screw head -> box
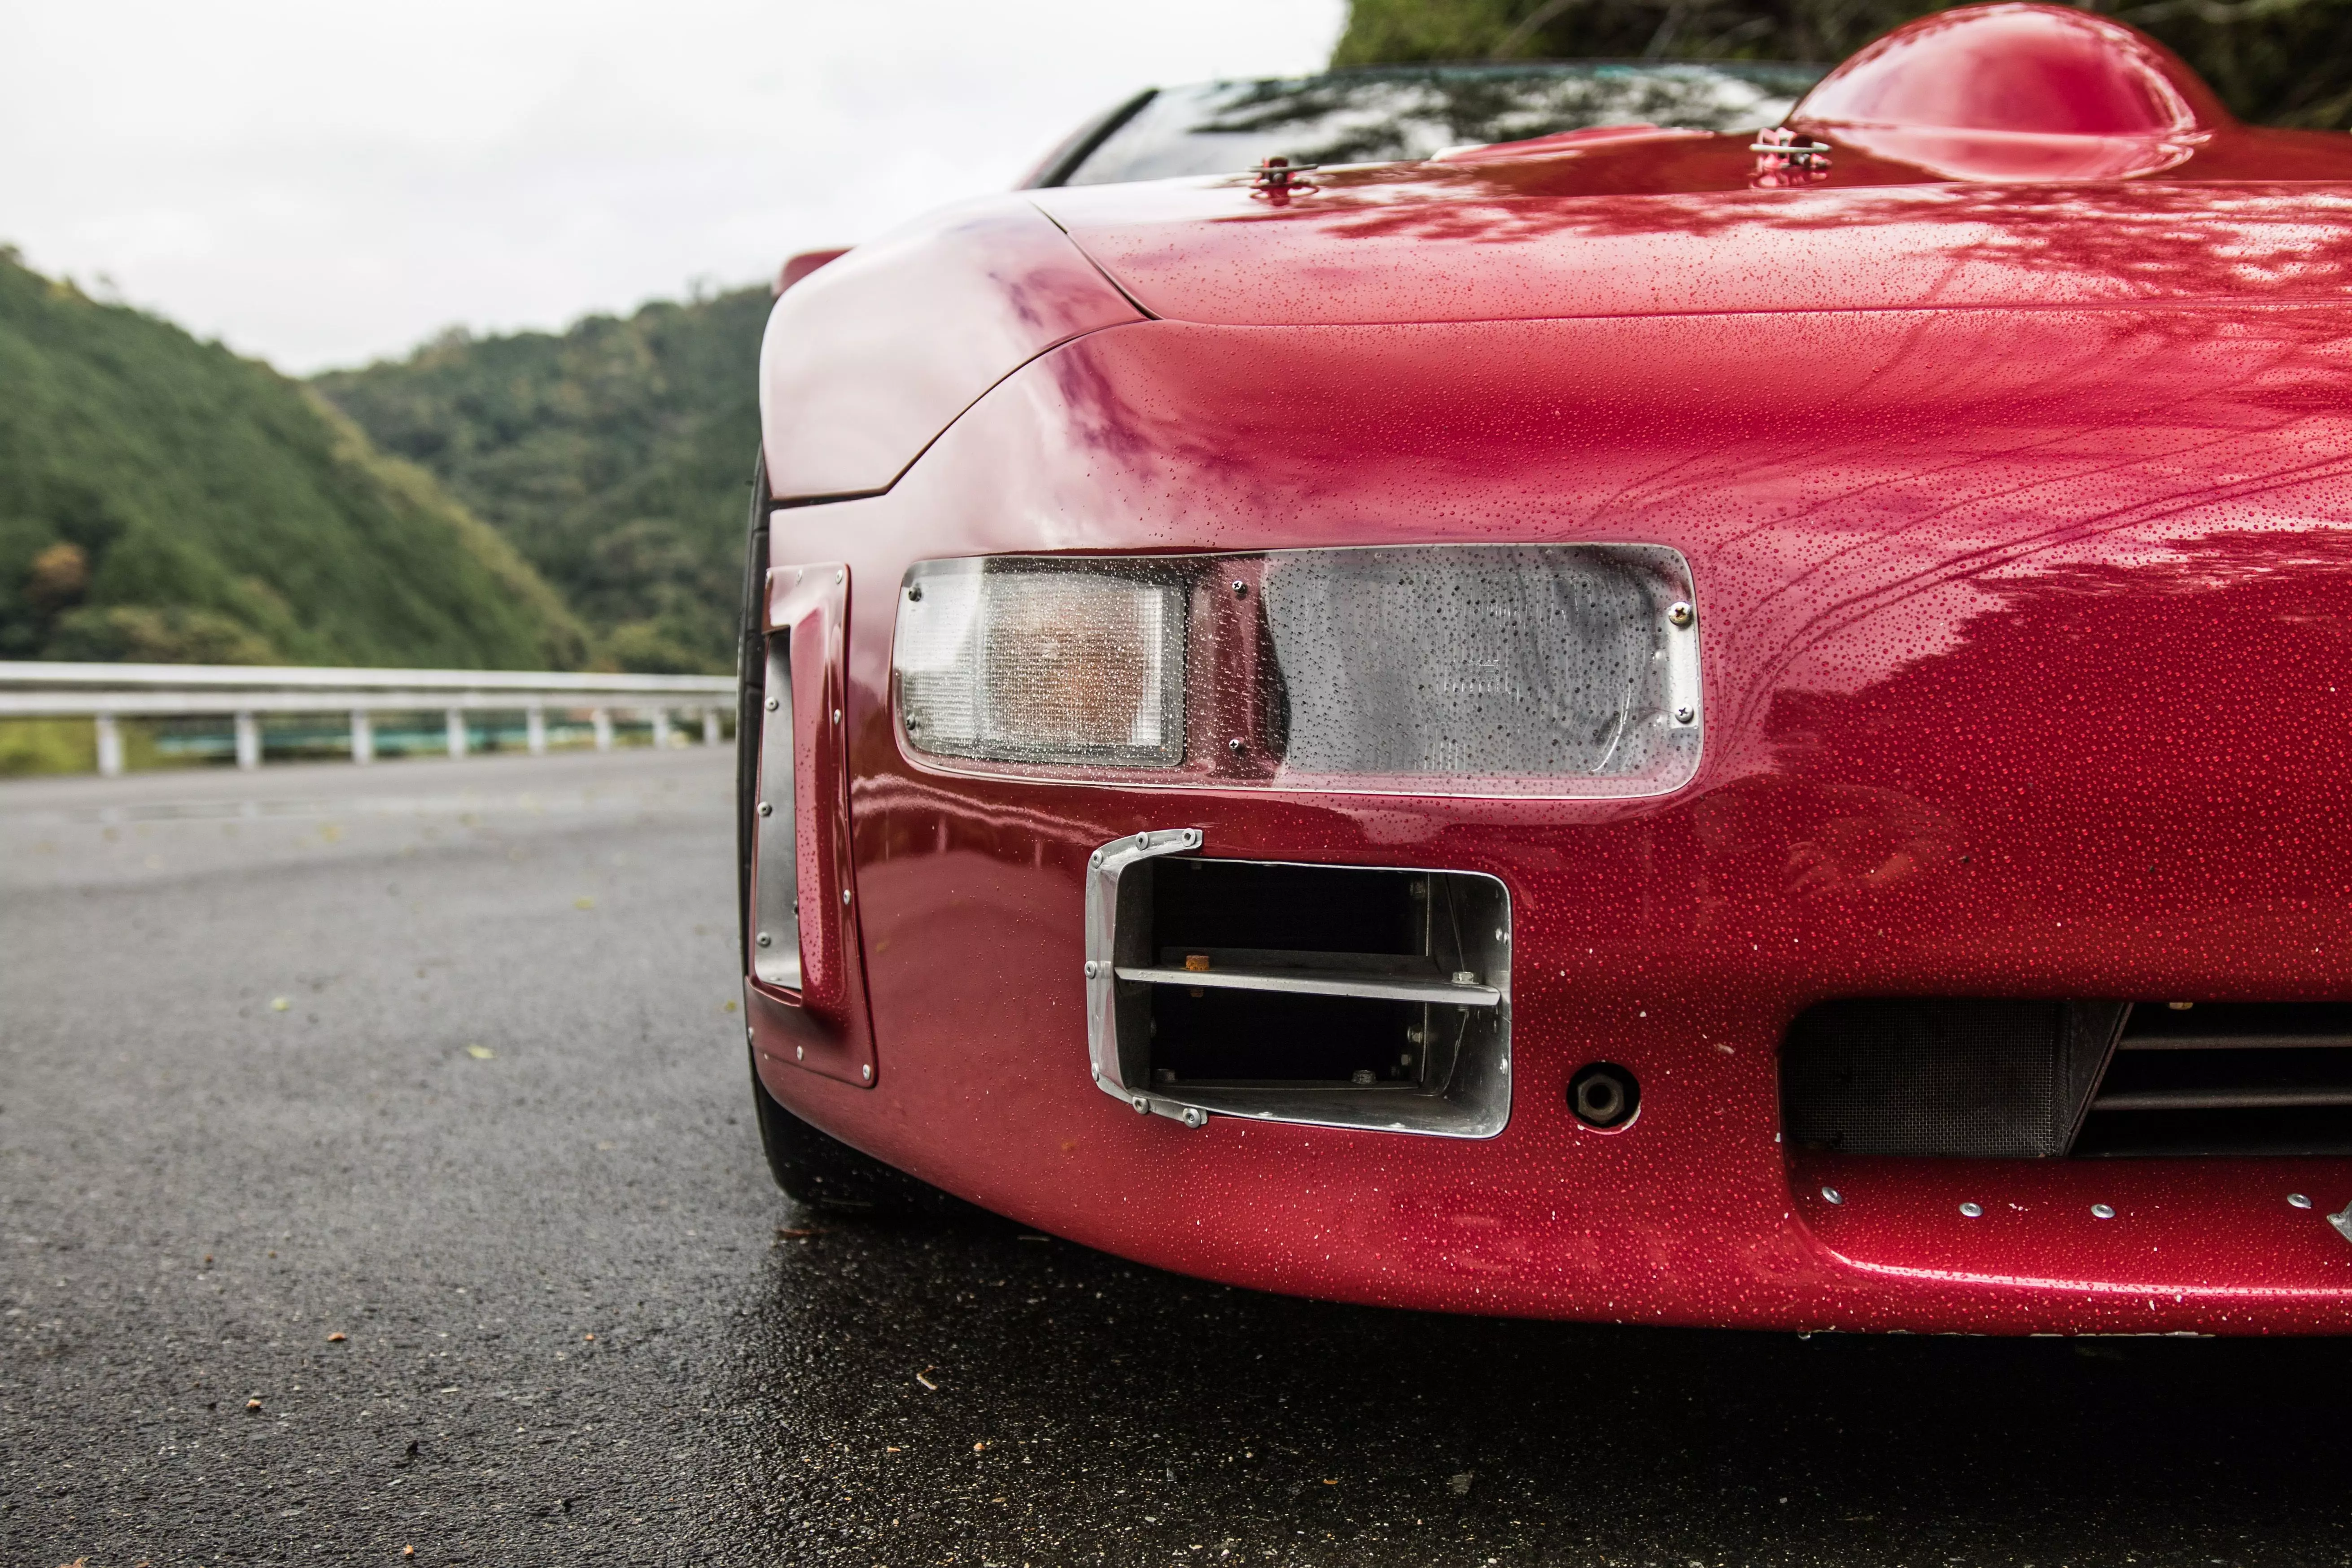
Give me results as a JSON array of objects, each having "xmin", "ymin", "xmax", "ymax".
[
  {"xmin": 1821, "ymin": 1186, "xmax": 1843, "ymax": 1205},
  {"xmin": 2291, "ymin": 1192, "xmax": 2314, "ymax": 1209},
  {"xmin": 1182, "ymin": 1107, "xmax": 1207, "ymax": 1127},
  {"xmin": 1231, "ymin": 580, "xmax": 1248, "ymax": 597},
  {"xmin": 832, "ymin": 708, "xmax": 841, "ymax": 724},
  {"xmin": 796, "ymin": 1044, "xmax": 804, "ymax": 1060},
  {"xmin": 1668, "ymin": 601, "xmax": 1694, "ymax": 628},
  {"xmin": 1228, "ymin": 738, "xmax": 1245, "ymax": 755},
  {"xmin": 1959, "ymin": 1201, "xmax": 1984, "ymax": 1218},
  {"xmin": 756, "ymin": 932, "xmax": 772, "ymax": 948},
  {"xmin": 2091, "ymin": 1203, "xmax": 2116, "ymax": 1219},
  {"xmin": 861, "ymin": 1062, "xmax": 871, "ymax": 1080},
  {"xmin": 1674, "ymin": 705, "xmax": 1696, "ymax": 725},
  {"xmin": 757, "ymin": 801, "xmax": 773, "ymax": 817},
  {"xmin": 765, "ymin": 696, "xmax": 779, "ymax": 711},
  {"xmin": 834, "ymin": 569, "xmax": 844, "ymax": 585},
  {"xmin": 1084, "ymin": 961, "xmax": 1100, "ymax": 978},
  {"xmin": 907, "ymin": 583, "xmax": 923, "ymax": 602},
  {"xmin": 840, "ymin": 889, "xmax": 851, "ymax": 905},
  {"xmin": 1131, "ymin": 1095, "xmax": 1150, "ymax": 1114}
]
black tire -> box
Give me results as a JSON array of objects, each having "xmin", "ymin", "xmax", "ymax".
[{"xmin": 750, "ymin": 1048, "xmax": 963, "ymax": 1214}]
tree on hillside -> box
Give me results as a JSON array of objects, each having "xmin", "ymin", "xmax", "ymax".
[{"xmin": 1333, "ymin": 0, "xmax": 2352, "ymax": 128}]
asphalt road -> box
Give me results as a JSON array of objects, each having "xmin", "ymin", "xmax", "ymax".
[{"xmin": 6, "ymin": 746, "xmax": 2352, "ymax": 1568}]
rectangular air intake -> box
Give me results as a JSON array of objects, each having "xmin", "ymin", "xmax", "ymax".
[
  {"xmin": 1782, "ymin": 999, "xmax": 2352, "ymax": 1157},
  {"xmin": 1084, "ymin": 835, "xmax": 1510, "ymax": 1137},
  {"xmin": 2074, "ymin": 1002, "xmax": 2352, "ymax": 1157}
]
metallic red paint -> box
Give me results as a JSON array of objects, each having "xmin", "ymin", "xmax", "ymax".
[
  {"xmin": 758, "ymin": 201, "xmax": 1141, "ymax": 501},
  {"xmin": 748, "ymin": 4, "xmax": 2352, "ymax": 1330}
]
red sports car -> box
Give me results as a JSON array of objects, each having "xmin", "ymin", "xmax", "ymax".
[{"xmin": 739, "ymin": 4, "xmax": 2352, "ymax": 1334}]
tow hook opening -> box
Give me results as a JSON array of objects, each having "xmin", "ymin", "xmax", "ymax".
[{"xmin": 1571, "ymin": 1062, "xmax": 1640, "ymax": 1130}]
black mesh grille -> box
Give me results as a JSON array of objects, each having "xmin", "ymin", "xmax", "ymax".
[{"xmin": 1782, "ymin": 1000, "xmax": 2100, "ymax": 1158}]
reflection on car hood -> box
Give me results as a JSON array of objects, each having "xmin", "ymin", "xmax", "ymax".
[{"xmin": 1030, "ymin": 128, "xmax": 2352, "ymax": 328}]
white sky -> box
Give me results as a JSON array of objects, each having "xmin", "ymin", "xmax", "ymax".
[{"xmin": 0, "ymin": 1, "xmax": 1345, "ymax": 373}]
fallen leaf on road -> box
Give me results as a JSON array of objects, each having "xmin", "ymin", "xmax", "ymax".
[
  {"xmin": 464, "ymin": 1045, "xmax": 495, "ymax": 1060},
  {"xmin": 573, "ymin": 895, "xmax": 595, "ymax": 910},
  {"xmin": 245, "ymin": 1398, "xmax": 262, "ymax": 1412},
  {"xmin": 914, "ymin": 1369, "xmax": 938, "ymax": 1391},
  {"xmin": 723, "ymin": 1000, "xmax": 738, "ymax": 1012},
  {"xmin": 326, "ymin": 1332, "xmax": 346, "ymax": 1343},
  {"xmin": 269, "ymin": 997, "xmax": 289, "ymax": 1012}
]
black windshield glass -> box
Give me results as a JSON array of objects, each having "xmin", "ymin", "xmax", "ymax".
[{"xmin": 1051, "ymin": 63, "xmax": 1824, "ymax": 188}]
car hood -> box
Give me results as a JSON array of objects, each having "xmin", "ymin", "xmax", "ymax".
[{"xmin": 1029, "ymin": 128, "xmax": 2352, "ymax": 328}]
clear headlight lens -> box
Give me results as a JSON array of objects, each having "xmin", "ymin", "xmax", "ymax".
[{"xmin": 895, "ymin": 545, "xmax": 1700, "ymax": 798}]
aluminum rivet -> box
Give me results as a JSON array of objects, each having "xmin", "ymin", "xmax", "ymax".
[
  {"xmin": 796, "ymin": 1044, "xmax": 804, "ymax": 1060},
  {"xmin": 907, "ymin": 584, "xmax": 923, "ymax": 602},
  {"xmin": 834, "ymin": 569, "xmax": 844, "ymax": 585},
  {"xmin": 2091, "ymin": 1203, "xmax": 2116, "ymax": 1219},
  {"xmin": 861, "ymin": 1063, "xmax": 871, "ymax": 1080},
  {"xmin": 1090, "ymin": 851, "xmax": 1103, "ymax": 866},
  {"xmin": 757, "ymin": 801, "xmax": 773, "ymax": 817},
  {"xmin": 2291, "ymin": 1193, "xmax": 2313, "ymax": 1209},
  {"xmin": 1136, "ymin": 833, "xmax": 1149, "ymax": 848},
  {"xmin": 1959, "ymin": 1201, "xmax": 1984, "ymax": 1218},
  {"xmin": 840, "ymin": 890, "xmax": 851, "ymax": 905},
  {"xmin": 1451, "ymin": 970, "xmax": 1477, "ymax": 986},
  {"xmin": 1821, "ymin": 1186, "xmax": 1843, "ymax": 1205},
  {"xmin": 1668, "ymin": 601, "xmax": 1694, "ymax": 628},
  {"xmin": 1231, "ymin": 580, "xmax": 1248, "ymax": 597},
  {"xmin": 1182, "ymin": 1107, "xmax": 1207, "ymax": 1127},
  {"xmin": 1084, "ymin": 961, "xmax": 1100, "ymax": 978},
  {"xmin": 832, "ymin": 708, "xmax": 841, "ymax": 724},
  {"xmin": 1674, "ymin": 705, "xmax": 1696, "ymax": 725},
  {"xmin": 756, "ymin": 932, "xmax": 772, "ymax": 948},
  {"xmin": 1131, "ymin": 1095, "xmax": 1150, "ymax": 1114},
  {"xmin": 764, "ymin": 696, "xmax": 779, "ymax": 711}
]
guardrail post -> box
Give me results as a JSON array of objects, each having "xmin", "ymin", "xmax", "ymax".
[
  {"xmin": 650, "ymin": 709, "xmax": 672, "ymax": 749},
  {"xmin": 526, "ymin": 703, "xmax": 547, "ymax": 756},
  {"xmin": 95, "ymin": 714, "xmax": 124, "ymax": 777},
  {"xmin": 234, "ymin": 710, "xmax": 260, "ymax": 770},
  {"xmin": 350, "ymin": 709, "xmax": 374, "ymax": 764},
  {"xmin": 701, "ymin": 708, "xmax": 719, "ymax": 746},
  {"xmin": 591, "ymin": 708, "xmax": 613, "ymax": 751},
  {"xmin": 445, "ymin": 708, "xmax": 468, "ymax": 759}
]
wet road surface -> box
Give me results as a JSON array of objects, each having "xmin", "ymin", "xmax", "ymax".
[{"xmin": 4, "ymin": 747, "xmax": 2350, "ymax": 1566}]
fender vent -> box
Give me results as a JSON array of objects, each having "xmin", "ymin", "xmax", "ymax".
[{"xmin": 1782, "ymin": 999, "xmax": 2352, "ymax": 1157}]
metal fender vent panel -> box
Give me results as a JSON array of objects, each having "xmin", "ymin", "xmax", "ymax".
[
  {"xmin": 1783, "ymin": 999, "xmax": 2352, "ymax": 1157},
  {"xmin": 1084, "ymin": 833, "xmax": 1510, "ymax": 1137}
]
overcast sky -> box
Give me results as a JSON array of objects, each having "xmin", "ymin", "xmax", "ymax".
[{"xmin": 0, "ymin": 1, "xmax": 1345, "ymax": 373}]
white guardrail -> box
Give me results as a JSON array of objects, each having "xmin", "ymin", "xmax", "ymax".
[{"xmin": 0, "ymin": 661, "xmax": 738, "ymax": 776}]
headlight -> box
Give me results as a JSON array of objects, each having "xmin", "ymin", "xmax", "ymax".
[
  {"xmin": 894, "ymin": 562, "xmax": 1186, "ymax": 767},
  {"xmin": 894, "ymin": 545, "xmax": 1700, "ymax": 798}
]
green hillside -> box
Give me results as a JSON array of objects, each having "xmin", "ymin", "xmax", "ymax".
[
  {"xmin": 1334, "ymin": 0, "xmax": 2352, "ymax": 129},
  {"xmin": 314, "ymin": 286, "xmax": 770, "ymax": 675},
  {"xmin": 0, "ymin": 249, "xmax": 585, "ymax": 671}
]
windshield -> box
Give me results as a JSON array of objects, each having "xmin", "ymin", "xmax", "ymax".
[{"xmin": 1047, "ymin": 63, "xmax": 1824, "ymax": 188}]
